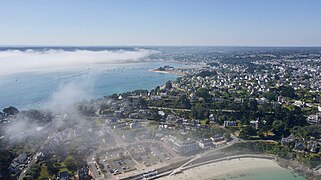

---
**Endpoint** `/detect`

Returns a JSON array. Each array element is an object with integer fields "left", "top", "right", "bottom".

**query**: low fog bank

[
  {"left": 0, "top": 47, "right": 160, "bottom": 145},
  {"left": 0, "top": 48, "right": 158, "bottom": 75},
  {"left": 1, "top": 74, "right": 105, "bottom": 144}
]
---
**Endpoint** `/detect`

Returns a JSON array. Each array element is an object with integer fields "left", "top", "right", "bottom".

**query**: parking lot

[
  {"left": 98, "top": 141, "right": 178, "bottom": 178},
  {"left": 103, "top": 156, "right": 137, "bottom": 176}
]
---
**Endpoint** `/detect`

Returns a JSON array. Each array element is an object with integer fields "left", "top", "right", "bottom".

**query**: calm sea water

[
  {"left": 219, "top": 167, "right": 307, "bottom": 180},
  {"left": 0, "top": 61, "right": 179, "bottom": 110}
]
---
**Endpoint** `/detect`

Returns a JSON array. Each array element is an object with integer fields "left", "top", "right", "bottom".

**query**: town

[{"left": 0, "top": 47, "right": 321, "bottom": 180}]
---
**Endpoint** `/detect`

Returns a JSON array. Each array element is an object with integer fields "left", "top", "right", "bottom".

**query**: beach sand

[{"left": 161, "top": 158, "right": 288, "bottom": 180}]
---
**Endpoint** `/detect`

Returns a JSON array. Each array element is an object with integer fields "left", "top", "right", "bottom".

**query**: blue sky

[{"left": 0, "top": 0, "right": 321, "bottom": 46}]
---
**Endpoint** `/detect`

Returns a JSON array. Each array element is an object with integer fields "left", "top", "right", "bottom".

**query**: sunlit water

[
  {"left": 219, "top": 167, "right": 307, "bottom": 180},
  {"left": 0, "top": 61, "right": 180, "bottom": 110}
]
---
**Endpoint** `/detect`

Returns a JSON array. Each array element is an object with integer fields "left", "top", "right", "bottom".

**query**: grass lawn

[
  {"left": 95, "top": 118, "right": 104, "bottom": 126},
  {"left": 58, "top": 167, "right": 75, "bottom": 175},
  {"left": 38, "top": 165, "right": 51, "bottom": 179}
]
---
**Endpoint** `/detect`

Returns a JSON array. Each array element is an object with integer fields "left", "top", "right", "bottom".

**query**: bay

[{"left": 0, "top": 61, "right": 179, "bottom": 110}]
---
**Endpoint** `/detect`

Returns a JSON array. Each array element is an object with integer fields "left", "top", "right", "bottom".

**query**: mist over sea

[{"left": 0, "top": 47, "right": 180, "bottom": 110}]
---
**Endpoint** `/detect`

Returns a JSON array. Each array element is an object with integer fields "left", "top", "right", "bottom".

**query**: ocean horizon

[{"left": 0, "top": 47, "right": 182, "bottom": 110}]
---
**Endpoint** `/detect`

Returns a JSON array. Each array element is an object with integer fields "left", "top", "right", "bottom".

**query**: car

[{"left": 23, "top": 170, "right": 27, "bottom": 174}]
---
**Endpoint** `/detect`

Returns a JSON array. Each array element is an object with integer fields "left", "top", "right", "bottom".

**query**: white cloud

[
  {"left": 0, "top": 49, "right": 157, "bottom": 75},
  {"left": 44, "top": 76, "right": 94, "bottom": 113}
]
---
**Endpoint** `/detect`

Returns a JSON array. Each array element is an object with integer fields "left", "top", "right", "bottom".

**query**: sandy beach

[
  {"left": 161, "top": 158, "right": 287, "bottom": 180},
  {"left": 149, "top": 69, "right": 185, "bottom": 76}
]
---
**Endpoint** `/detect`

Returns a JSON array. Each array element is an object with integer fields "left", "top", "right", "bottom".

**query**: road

[
  {"left": 148, "top": 106, "right": 237, "bottom": 113},
  {"left": 167, "top": 140, "right": 237, "bottom": 177},
  {"left": 18, "top": 155, "right": 36, "bottom": 180},
  {"left": 87, "top": 158, "right": 105, "bottom": 180},
  {"left": 166, "top": 132, "right": 242, "bottom": 177},
  {"left": 18, "top": 121, "right": 55, "bottom": 180},
  {"left": 166, "top": 137, "right": 277, "bottom": 178}
]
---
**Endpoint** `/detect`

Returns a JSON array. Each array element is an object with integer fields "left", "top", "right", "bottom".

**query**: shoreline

[
  {"left": 160, "top": 157, "right": 306, "bottom": 180},
  {"left": 277, "top": 157, "right": 321, "bottom": 180},
  {"left": 149, "top": 69, "right": 185, "bottom": 76}
]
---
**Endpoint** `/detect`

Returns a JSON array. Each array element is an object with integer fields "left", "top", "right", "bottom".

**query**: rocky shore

[{"left": 277, "top": 158, "right": 321, "bottom": 180}]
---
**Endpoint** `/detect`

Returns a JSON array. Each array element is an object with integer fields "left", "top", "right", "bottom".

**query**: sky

[{"left": 0, "top": 0, "right": 321, "bottom": 46}]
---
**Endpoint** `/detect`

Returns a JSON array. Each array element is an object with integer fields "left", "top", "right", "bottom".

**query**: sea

[
  {"left": 219, "top": 167, "right": 307, "bottom": 180},
  {"left": 0, "top": 61, "right": 180, "bottom": 110}
]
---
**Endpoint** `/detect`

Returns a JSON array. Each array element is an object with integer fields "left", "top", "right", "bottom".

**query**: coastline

[
  {"left": 149, "top": 69, "right": 185, "bottom": 76},
  {"left": 161, "top": 157, "right": 306, "bottom": 180},
  {"left": 277, "top": 158, "right": 321, "bottom": 180}
]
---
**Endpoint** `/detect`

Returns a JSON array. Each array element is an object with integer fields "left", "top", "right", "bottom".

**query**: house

[
  {"left": 307, "top": 113, "right": 321, "bottom": 124},
  {"left": 175, "top": 118, "right": 183, "bottom": 125},
  {"left": 228, "top": 89, "right": 236, "bottom": 94},
  {"left": 166, "top": 114, "right": 177, "bottom": 122},
  {"left": 128, "top": 113, "right": 139, "bottom": 119},
  {"left": 8, "top": 162, "right": 20, "bottom": 173},
  {"left": 114, "top": 111, "right": 124, "bottom": 118},
  {"left": 151, "top": 95, "right": 162, "bottom": 100},
  {"left": 224, "top": 121, "right": 237, "bottom": 127},
  {"left": 281, "top": 134, "right": 295, "bottom": 145},
  {"left": 213, "top": 141, "right": 226, "bottom": 147},
  {"left": 250, "top": 118, "right": 260, "bottom": 129},
  {"left": 17, "top": 153, "right": 27, "bottom": 163},
  {"left": 158, "top": 111, "right": 165, "bottom": 117},
  {"left": 294, "top": 141, "right": 305, "bottom": 152},
  {"left": 209, "top": 114, "right": 218, "bottom": 123},
  {"left": 198, "top": 139, "right": 213, "bottom": 149},
  {"left": 293, "top": 100, "right": 305, "bottom": 107},
  {"left": 234, "top": 98, "right": 243, "bottom": 103},
  {"left": 59, "top": 171, "right": 70, "bottom": 180},
  {"left": 210, "top": 135, "right": 224, "bottom": 142},
  {"left": 256, "top": 97, "right": 268, "bottom": 105},
  {"left": 162, "top": 135, "right": 199, "bottom": 154},
  {"left": 189, "top": 93, "right": 196, "bottom": 101},
  {"left": 307, "top": 142, "right": 319, "bottom": 153},
  {"left": 78, "top": 167, "right": 91, "bottom": 180},
  {"left": 129, "top": 121, "right": 141, "bottom": 129}
]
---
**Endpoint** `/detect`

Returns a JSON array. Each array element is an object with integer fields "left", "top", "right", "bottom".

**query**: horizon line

[{"left": 0, "top": 44, "right": 321, "bottom": 48}]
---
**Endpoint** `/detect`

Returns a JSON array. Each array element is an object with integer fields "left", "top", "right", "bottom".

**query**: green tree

[
  {"left": 64, "top": 156, "right": 77, "bottom": 171},
  {"left": 3, "top": 106, "right": 19, "bottom": 116},
  {"left": 224, "top": 133, "right": 231, "bottom": 141},
  {"left": 279, "top": 86, "right": 296, "bottom": 98},
  {"left": 263, "top": 92, "right": 277, "bottom": 101},
  {"left": 25, "top": 164, "right": 40, "bottom": 180},
  {"left": 138, "top": 97, "right": 148, "bottom": 109},
  {"left": 165, "top": 80, "right": 172, "bottom": 89},
  {"left": 249, "top": 99, "right": 258, "bottom": 111},
  {"left": 195, "top": 88, "right": 212, "bottom": 102},
  {"left": 177, "top": 94, "right": 191, "bottom": 109},
  {"left": 191, "top": 101, "right": 210, "bottom": 120},
  {"left": 272, "top": 120, "right": 286, "bottom": 138},
  {"left": 239, "top": 126, "right": 256, "bottom": 139}
]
